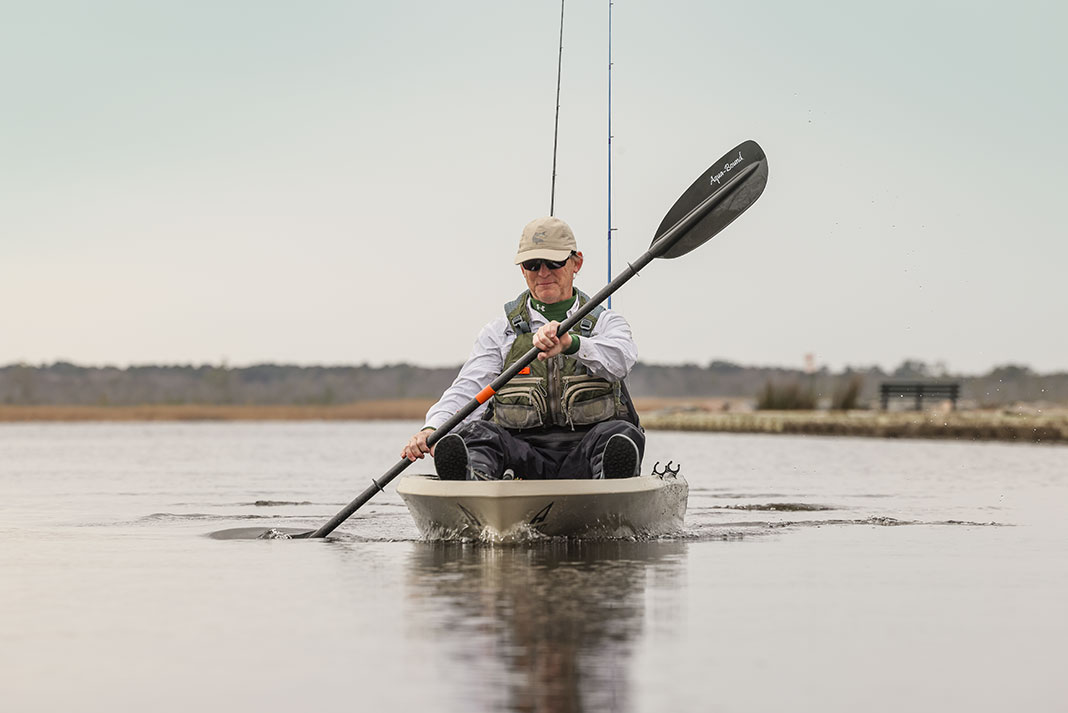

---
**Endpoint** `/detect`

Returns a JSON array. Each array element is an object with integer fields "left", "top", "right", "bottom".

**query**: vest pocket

[
  {"left": 492, "top": 378, "right": 547, "bottom": 430},
  {"left": 561, "top": 377, "right": 619, "bottom": 426}
]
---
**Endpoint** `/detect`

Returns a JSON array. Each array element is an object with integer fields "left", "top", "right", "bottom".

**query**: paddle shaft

[
  {"left": 307, "top": 166, "right": 757, "bottom": 539},
  {"left": 306, "top": 257, "right": 646, "bottom": 539}
]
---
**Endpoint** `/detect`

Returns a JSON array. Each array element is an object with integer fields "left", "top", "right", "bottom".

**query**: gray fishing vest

[{"left": 487, "top": 289, "right": 639, "bottom": 431}]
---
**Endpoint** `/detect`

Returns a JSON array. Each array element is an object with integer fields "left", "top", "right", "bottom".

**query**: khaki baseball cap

[{"left": 514, "top": 216, "right": 577, "bottom": 264}]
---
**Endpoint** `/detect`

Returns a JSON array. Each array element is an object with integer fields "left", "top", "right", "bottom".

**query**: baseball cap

[{"left": 514, "top": 216, "right": 578, "bottom": 265}]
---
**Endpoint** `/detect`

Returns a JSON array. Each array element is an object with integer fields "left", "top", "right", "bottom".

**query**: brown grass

[
  {"left": 0, "top": 400, "right": 435, "bottom": 422},
  {"left": 632, "top": 397, "right": 750, "bottom": 413},
  {"left": 1, "top": 397, "right": 737, "bottom": 422}
]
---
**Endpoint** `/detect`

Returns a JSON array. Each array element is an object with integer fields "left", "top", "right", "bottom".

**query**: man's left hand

[{"left": 533, "top": 321, "right": 571, "bottom": 360}]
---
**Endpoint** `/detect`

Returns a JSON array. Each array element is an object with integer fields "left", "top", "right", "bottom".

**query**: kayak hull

[{"left": 396, "top": 473, "right": 688, "bottom": 541}]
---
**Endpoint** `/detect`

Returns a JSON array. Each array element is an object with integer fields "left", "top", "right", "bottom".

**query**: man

[{"left": 401, "top": 216, "right": 644, "bottom": 480}]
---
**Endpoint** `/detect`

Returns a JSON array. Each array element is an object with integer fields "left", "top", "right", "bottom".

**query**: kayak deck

[{"left": 396, "top": 473, "right": 688, "bottom": 541}]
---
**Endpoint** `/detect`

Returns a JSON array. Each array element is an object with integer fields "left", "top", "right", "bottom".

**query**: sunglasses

[{"left": 521, "top": 252, "right": 575, "bottom": 272}]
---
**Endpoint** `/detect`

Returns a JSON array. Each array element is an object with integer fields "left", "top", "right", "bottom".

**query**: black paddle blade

[{"left": 650, "top": 140, "right": 768, "bottom": 259}]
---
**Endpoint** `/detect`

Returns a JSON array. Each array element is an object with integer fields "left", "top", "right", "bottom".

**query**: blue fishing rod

[{"left": 607, "top": 0, "right": 614, "bottom": 308}]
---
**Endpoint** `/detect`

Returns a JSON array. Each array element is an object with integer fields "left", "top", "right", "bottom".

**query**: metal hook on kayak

[{"left": 652, "top": 461, "right": 681, "bottom": 478}]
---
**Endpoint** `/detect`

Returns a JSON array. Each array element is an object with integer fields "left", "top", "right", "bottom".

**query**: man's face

[{"left": 521, "top": 252, "right": 583, "bottom": 304}]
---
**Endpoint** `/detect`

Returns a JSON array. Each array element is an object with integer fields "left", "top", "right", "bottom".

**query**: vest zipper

[{"left": 546, "top": 355, "right": 564, "bottom": 427}]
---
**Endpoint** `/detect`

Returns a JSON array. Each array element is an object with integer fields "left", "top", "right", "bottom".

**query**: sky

[{"left": 2, "top": 1, "right": 1066, "bottom": 374}]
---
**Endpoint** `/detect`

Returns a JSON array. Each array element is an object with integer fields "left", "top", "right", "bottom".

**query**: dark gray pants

[{"left": 450, "top": 420, "right": 645, "bottom": 480}]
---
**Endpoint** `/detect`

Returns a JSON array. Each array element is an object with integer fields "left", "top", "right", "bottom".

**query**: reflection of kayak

[{"left": 396, "top": 472, "right": 688, "bottom": 541}]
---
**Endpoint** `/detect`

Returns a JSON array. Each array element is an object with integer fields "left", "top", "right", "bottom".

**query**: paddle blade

[
  {"left": 650, "top": 140, "right": 768, "bottom": 259},
  {"left": 208, "top": 527, "right": 315, "bottom": 540}
]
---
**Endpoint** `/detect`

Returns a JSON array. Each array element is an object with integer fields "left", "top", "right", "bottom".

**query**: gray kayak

[{"left": 396, "top": 472, "right": 688, "bottom": 541}]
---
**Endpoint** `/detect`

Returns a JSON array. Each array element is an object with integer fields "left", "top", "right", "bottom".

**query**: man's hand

[
  {"left": 533, "top": 320, "right": 572, "bottom": 361},
  {"left": 402, "top": 428, "right": 434, "bottom": 461}
]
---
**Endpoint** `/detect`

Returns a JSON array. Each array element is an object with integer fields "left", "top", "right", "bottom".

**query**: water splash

[{"left": 258, "top": 528, "right": 294, "bottom": 539}]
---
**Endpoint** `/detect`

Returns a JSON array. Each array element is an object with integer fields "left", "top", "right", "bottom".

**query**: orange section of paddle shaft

[{"left": 476, "top": 385, "right": 496, "bottom": 404}]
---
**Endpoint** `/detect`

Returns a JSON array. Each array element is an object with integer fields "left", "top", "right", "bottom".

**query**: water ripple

[
  {"left": 687, "top": 516, "right": 1007, "bottom": 533},
  {"left": 141, "top": 512, "right": 319, "bottom": 522},
  {"left": 714, "top": 502, "right": 837, "bottom": 512}
]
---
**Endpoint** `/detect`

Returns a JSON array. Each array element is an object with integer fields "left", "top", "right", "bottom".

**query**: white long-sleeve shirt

[{"left": 423, "top": 296, "right": 638, "bottom": 429}]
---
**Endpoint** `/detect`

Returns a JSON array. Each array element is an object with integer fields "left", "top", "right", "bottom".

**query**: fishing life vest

[{"left": 487, "top": 289, "right": 639, "bottom": 431}]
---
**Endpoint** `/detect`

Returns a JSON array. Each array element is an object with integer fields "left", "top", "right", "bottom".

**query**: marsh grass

[
  {"left": 641, "top": 408, "right": 1068, "bottom": 444},
  {"left": 757, "top": 380, "right": 817, "bottom": 410},
  {"left": 7, "top": 398, "right": 1067, "bottom": 444},
  {"left": 831, "top": 375, "right": 864, "bottom": 411}
]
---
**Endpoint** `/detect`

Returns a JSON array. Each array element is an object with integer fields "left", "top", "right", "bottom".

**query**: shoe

[
  {"left": 433, "top": 434, "right": 469, "bottom": 481},
  {"left": 601, "top": 434, "right": 639, "bottom": 479}
]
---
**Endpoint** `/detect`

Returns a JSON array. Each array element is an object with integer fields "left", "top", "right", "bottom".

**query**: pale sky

[{"left": 2, "top": 1, "right": 1065, "bottom": 374}]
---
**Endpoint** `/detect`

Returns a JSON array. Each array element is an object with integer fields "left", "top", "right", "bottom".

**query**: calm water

[{"left": 1, "top": 421, "right": 1065, "bottom": 712}]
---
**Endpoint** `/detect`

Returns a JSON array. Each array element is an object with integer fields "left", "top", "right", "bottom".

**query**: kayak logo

[
  {"left": 529, "top": 502, "right": 554, "bottom": 525},
  {"left": 710, "top": 151, "right": 745, "bottom": 186},
  {"left": 458, "top": 504, "right": 483, "bottom": 528}
]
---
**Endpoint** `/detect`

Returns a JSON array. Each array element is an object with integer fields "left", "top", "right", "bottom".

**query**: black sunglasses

[{"left": 521, "top": 252, "right": 575, "bottom": 272}]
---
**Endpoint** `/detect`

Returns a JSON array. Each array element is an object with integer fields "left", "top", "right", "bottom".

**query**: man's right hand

[{"left": 402, "top": 428, "right": 434, "bottom": 461}]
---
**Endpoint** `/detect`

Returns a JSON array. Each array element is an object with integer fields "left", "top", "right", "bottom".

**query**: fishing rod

[
  {"left": 549, "top": 0, "right": 565, "bottom": 216},
  {"left": 549, "top": 1, "right": 616, "bottom": 306},
  {"left": 607, "top": 0, "right": 614, "bottom": 308}
]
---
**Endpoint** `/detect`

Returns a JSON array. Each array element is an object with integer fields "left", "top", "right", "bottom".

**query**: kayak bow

[{"left": 397, "top": 472, "right": 688, "bottom": 541}]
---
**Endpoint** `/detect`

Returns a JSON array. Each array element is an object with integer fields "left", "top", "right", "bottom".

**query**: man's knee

[
  {"left": 588, "top": 420, "right": 645, "bottom": 454},
  {"left": 454, "top": 420, "right": 507, "bottom": 442}
]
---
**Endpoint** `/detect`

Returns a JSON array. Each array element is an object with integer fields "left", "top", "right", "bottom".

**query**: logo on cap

[{"left": 532, "top": 232, "right": 547, "bottom": 244}]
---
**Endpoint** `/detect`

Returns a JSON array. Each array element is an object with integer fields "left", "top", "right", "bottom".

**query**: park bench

[{"left": 880, "top": 381, "right": 960, "bottom": 411}]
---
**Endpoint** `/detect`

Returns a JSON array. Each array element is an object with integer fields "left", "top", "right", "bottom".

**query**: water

[{"left": 2, "top": 421, "right": 1065, "bottom": 712}]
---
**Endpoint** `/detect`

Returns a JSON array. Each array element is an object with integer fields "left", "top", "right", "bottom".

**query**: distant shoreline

[
  {"left": 1, "top": 400, "right": 1065, "bottom": 444},
  {"left": 640, "top": 407, "right": 1068, "bottom": 445},
  {"left": 0, "top": 398, "right": 722, "bottom": 423}
]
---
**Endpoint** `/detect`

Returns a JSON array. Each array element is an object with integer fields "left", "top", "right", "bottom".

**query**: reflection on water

[{"left": 405, "top": 540, "right": 687, "bottom": 713}]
